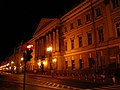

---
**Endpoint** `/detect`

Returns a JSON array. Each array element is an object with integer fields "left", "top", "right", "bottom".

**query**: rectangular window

[
  {"left": 78, "top": 36, "right": 82, "bottom": 47},
  {"left": 77, "top": 19, "right": 82, "bottom": 26},
  {"left": 79, "top": 59, "right": 83, "bottom": 69},
  {"left": 98, "top": 27, "right": 104, "bottom": 42},
  {"left": 71, "top": 39, "right": 74, "bottom": 49},
  {"left": 86, "top": 13, "right": 90, "bottom": 22},
  {"left": 65, "top": 61, "right": 68, "bottom": 69},
  {"left": 95, "top": 7, "right": 101, "bottom": 17},
  {"left": 116, "top": 22, "right": 120, "bottom": 37},
  {"left": 87, "top": 33, "right": 92, "bottom": 45},
  {"left": 118, "top": 54, "right": 120, "bottom": 63},
  {"left": 88, "top": 58, "right": 95, "bottom": 69},
  {"left": 65, "top": 41, "right": 67, "bottom": 51},
  {"left": 71, "top": 60, "right": 75, "bottom": 70},
  {"left": 70, "top": 23, "right": 74, "bottom": 29},
  {"left": 112, "top": 0, "right": 119, "bottom": 9}
]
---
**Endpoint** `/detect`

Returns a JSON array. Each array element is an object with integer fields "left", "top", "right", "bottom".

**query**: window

[
  {"left": 98, "top": 27, "right": 104, "bottom": 42},
  {"left": 118, "top": 54, "right": 120, "bottom": 63},
  {"left": 95, "top": 7, "right": 101, "bottom": 17},
  {"left": 112, "top": 0, "right": 119, "bottom": 9},
  {"left": 70, "top": 23, "right": 74, "bottom": 29},
  {"left": 79, "top": 59, "right": 83, "bottom": 69},
  {"left": 71, "top": 60, "right": 75, "bottom": 70},
  {"left": 78, "top": 36, "right": 82, "bottom": 47},
  {"left": 87, "top": 33, "right": 92, "bottom": 45},
  {"left": 64, "top": 27, "right": 67, "bottom": 32},
  {"left": 88, "top": 58, "right": 95, "bottom": 69},
  {"left": 77, "top": 19, "right": 82, "bottom": 26},
  {"left": 71, "top": 39, "right": 74, "bottom": 49},
  {"left": 115, "top": 22, "right": 120, "bottom": 37},
  {"left": 65, "top": 61, "right": 68, "bottom": 69},
  {"left": 86, "top": 13, "right": 90, "bottom": 22},
  {"left": 65, "top": 41, "right": 67, "bottom": 51}
]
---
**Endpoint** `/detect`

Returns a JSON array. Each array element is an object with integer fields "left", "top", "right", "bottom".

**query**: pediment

[{"left": 33, "top": 18, "right": 55, "bottom": 36}]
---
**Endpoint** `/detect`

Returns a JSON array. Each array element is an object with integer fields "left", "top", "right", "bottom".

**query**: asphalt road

[{"left": 0, "top": 72, "right": 120, "bottom": 90}]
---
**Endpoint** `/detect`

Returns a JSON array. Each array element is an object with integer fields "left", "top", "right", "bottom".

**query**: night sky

[{"left": 0, "top": 0, "right": 81, "bottom": 63}]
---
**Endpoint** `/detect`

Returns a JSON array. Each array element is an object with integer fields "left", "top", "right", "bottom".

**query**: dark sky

[{"left": 0, "top": 0, "right": 81, "bottom": 63}]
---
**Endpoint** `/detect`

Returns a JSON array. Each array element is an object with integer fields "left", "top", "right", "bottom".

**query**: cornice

[{"left": 60, "top": 0, "right": 103, "bottom": 23}]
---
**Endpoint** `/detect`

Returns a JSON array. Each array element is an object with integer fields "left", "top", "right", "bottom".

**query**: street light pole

[
  {"left": 23, "top": 60, "right": 26, "bottom": 90},
  {"left": 23, "top": 44, "right": 33, "bottom": 90}
]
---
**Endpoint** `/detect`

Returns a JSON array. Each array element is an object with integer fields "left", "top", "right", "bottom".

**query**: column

[
  {"left": 56, "top": 29, "right": 59, "bottom": 52},
  {"left": 46, "top": 35, "right": 48, "bottom": 49},
  {"left": 53, "top": 30, "right": 56, "bottom": 52},
  {"left": 41, "top": 37, "right": 45, "bottom": 55},
  {"left": 49, "top": 32, "right": 51, "bottom": 45},
  {"left": 39, "top": 38, "right": 41, "bottom": 57}
]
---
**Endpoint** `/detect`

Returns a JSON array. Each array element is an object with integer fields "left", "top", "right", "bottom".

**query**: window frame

[
  {"left": 115, "top": 21, "right": 120, "bottom": 37},
  {"left": 77, "top": 18, "right": 82, "bottom": 26},
  {"left": 71, "top": 60, "right": 75, "bottom": 70},
  {"left": 111, "top": 0, "right": 120, "bottom": 9},
  {"left": 70, "top": 23, "right": 74, "bottom": 29},
  {"left": 86, "top": 13, "right": 90, "bottom": 22},
  {"left": 87, "top": 33, "right": 92, "bottom": 45},
  {"left": 78, "top": 36, "right": 82, "bottom": 47},
  {"left": 71, "top": 39, "right": 74, "bottom": 49},
  {"left": 98, "top": 26, "right": 104, "bottom": 42},
  {"left": 95, "top": 7, "right": 101, "bottom": 17}
]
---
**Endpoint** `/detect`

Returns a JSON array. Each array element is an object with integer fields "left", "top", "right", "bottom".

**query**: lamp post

[
  {"left": 11, "top": 61, "right": 14, "bottom": 73},
  {"left": 20, "top": 57, "right": 24, "bottom": 73},
  {"left": 46, "top": 46, "right": 53, "bottom": 71}
]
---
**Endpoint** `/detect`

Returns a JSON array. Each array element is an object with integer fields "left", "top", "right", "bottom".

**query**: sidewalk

[{"left": 29, "top": 73, "right": 120, "bottom": 85}]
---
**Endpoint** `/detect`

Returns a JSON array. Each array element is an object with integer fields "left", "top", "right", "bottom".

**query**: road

[{"left": 0, "top": 72, "right": 120, "bottom": 90}]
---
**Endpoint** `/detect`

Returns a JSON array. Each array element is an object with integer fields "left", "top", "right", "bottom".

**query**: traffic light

[
  {"left": 23, "top": 44, "right": 33, "bottom": 62},
  {"left": 26, "top": 48, "right": 33, "bottom": 61}
]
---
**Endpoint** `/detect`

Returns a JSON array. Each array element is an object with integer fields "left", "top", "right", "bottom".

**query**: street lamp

[
  {"left": 46, "top": 46, "right": 53, "bottom": 71},
  {"left": 21, "top": 57, "right": 24, "bottom": 61}
]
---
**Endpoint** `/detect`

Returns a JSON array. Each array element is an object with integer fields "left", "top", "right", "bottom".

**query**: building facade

[
  {"left": 60, "top": 0, "right": 120, "bottom": 73},
  {"left": 1, "top": 0, "right": 120, "bottom": 74}
]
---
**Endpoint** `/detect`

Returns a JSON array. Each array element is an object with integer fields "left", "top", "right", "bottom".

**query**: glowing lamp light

[
  {"left": 11, "top": 61, "right": 14, "bottom": 64},
  {"left": 43, "top": 61, "right": 47, "bottom": 66},
  {"left": 53, "top": 58, "right": 56, "bottom": 62},
  {"left": 27, "top": 44, "right": 33, "bottom": 49},
  {"left": 21, "top": 57, "right": 24, "bottom": 61},
  {"left": 46, "top": 46, "right": 52, "bottom": 51},
  {"left": 37, "top": 62, "right": 41, "bottom": 66}
]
